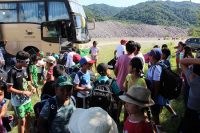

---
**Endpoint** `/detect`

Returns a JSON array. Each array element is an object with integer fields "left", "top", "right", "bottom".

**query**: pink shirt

[{"left": 115, "top": 54, "right": 134, "bottom": 91}]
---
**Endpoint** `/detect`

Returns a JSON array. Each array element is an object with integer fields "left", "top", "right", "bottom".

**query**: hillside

[
  {"left": 84, "top": 1, "right": 200, "bottom": 27},
  {"left": 84, "top": 4, "right": 124, "bottom": 21},
  {"left": 88, "top": 21, "right": 188, "bottom": 38}
]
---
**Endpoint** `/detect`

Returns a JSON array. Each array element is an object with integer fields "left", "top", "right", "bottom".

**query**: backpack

[
  {"left": 146, "top": 62, "right": 181, "bottom": 100},
  {"left": 34, "top": 97, "right": 76, "bottom": 133},
  {"left": 158, "top": 63, "right": 182, "bottom": 100},
  {"left": 89, "top": 79, "right": 114, "bottom": 112}
]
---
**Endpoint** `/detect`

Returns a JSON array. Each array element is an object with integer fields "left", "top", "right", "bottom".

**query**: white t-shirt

[
  {"left": 147, "top": 65, "right": 162, "bottom": 81},
  {"left": 116, "top": 44, "right": 126, "bottom": 58},
  {"left": 90, "top": 46, "right": 99, "bottom": 56},
  {"left": 65, "top": 51, "right": 76, "bottom": 68},
  {"left": 135, "top": 52, "right": 145, "bottom": 70}
]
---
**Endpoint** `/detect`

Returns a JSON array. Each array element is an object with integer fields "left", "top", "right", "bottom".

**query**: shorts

[
  {"left": 14, "top": 102, "right": 33, "bottom": 119},
  {"left": 91, "top": 55, "right": 98, "bottom": 61}
]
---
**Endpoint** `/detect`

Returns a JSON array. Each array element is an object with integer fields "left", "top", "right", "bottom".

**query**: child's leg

[{"left": 18, "top": 118, "right": 26, "bottom": 133}]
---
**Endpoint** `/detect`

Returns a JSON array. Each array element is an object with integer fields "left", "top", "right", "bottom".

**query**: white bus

[{"left": 0, "top": 0, "right": 91, "bottom": 55}]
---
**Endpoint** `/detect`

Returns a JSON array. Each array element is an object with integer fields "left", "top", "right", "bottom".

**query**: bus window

[
  {"left": 69, "top": 1, "right": 86, "bottom": 18},
  {"left": 43, "top": 25, "right": 58, "bottom": 38},
  {"left": 0, "top": 3, "right": 17, "bottom": 22},
  {"left": 19, "top": 2, "right": 45, "bottom": 23},
  {"left": 48, "top": 2, "right": 70, "bottom": 21}
]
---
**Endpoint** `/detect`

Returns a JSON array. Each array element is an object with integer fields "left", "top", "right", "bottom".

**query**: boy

[
  {"left": 7, "top": 51, "right": 34, "bottom": 133},
  {"left": 90, "top": 63, "right": 120, "bottom": 121},
  {"left": 114, "top": 39, "right": 127, "bottom": 59},
  {"left": 90, "top": 41, "right": 99, "bottom": 69},
  {"left": 146, "top": 48, "right": 162, "bottom": 125},
  {"left": 74, "top": 56, "right": 95, "bottom": 108},
  {"left": 38, "top": 75, "right": 76, "bottom": 133}
]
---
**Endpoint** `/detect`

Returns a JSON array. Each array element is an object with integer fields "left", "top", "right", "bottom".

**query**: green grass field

[{"left": 10, "top": 42, "right": 184, "bottom": 133}]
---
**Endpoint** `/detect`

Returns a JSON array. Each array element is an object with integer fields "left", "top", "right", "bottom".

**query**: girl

[
  {"left": 119, "top": 86, "right": 155, "bottom": 133},
  {"left": 124, "top": 57, "right": 147, "bottom": 92}
]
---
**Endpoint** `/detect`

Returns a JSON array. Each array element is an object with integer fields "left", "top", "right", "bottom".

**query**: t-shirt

[
  {"left": 74, "top": 70, "right": 92, "bottom": 98},
  {"left": 40, "top": 96, "right": 76, "bottom": 133},
  {"left": 124, "top": 74, "right": 147, "bottom": 90},
  {"left": 135, "top": 52, "right": 145, "bottom": 70},
  {"left": 90, "top": 46, "right": 99, "bottom": 56},
  {"left": 116, "top": 44, "right": 126, "bottom": 58},
  {"left": 97, "top": 76, "right": 120, "bottom": 95},
  {"left": 185, "top": 69, "right": 200, "bottom": 111},
  {"left": 123, "top": 118, "right": 153, "bottom": 133},
  {"left": 37, "top": 59, "right": 45, "bottom": 73},
  {"left": 146, "top": 64, "right": 163, "bottom": 104},
  {"left": 7, "top": 66, "right": 31, "bottom": 106},
  {"left": 65, "top": 51, "right": 76, "bottom": 68},
  {"left": 29, "top": 64, "right": 38, "bottom": 87},
  {"left": 115, "top": 54, "right": 134, "bottom": 91},
  {"left": 161, "top": 60, "right": 171, "bottom": 69}
]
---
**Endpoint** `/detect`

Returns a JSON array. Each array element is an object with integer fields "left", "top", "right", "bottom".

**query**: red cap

[
  {"left": 120, "top": 39, "right": 127, "bottom": 45},
  {"left": 73, "top": 54, "right": 81, "bottom": 63}
]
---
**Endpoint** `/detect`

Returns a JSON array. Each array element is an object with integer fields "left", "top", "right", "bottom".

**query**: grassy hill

[{"left": 84, "top": 1, "right": 200, "bottom": 27}]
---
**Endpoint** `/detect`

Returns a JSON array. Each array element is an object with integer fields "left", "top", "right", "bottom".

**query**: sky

[{"left": 80, "top": 0, "right": 200, "bottom": 7}]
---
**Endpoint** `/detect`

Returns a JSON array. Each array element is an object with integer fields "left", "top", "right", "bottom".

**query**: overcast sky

[{"left": 80, "top": 0, "right": 200, "bottom": 7}]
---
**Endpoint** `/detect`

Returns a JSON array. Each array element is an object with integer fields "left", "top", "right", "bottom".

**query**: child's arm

[
  {"left": 0, "top": 104, "right": 7, "bottom": 118},
  {"left": 7, "top": 85, "right": 32, "bottom": 97}
]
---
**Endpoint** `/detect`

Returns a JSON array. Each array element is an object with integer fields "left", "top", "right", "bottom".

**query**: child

[
  {"left": 0, "top": 81, "right": 7, "bottom": 133},
  {"left": 7, "top": 51, "right": 34, "bottom": 133},
  {"left": 161, "top": 48, "right": 178, "bottom": 118},
  {"left": 119, "top": 86, "right": 155, "bottom": 133},
  {"left": 68, "top": 107, "right": 118, "bottom": 133},
  {"left": 74, "top": 57, "right": 95, "bottom": 108},
  {"left": 124, "top": 57, "right": 147, "bottom": 92},
  {"left": 45, "top": 56, "right": 56, "bottom": 82},
  {"left": 38, "top": 75, "right": 76, "bottom": 133},
  {"left": 36, "top": 51, "right": 45, "bottom": 84},
  {"left": 90, "top": 63, "right": 120, "bottom": 121},
  {"left": 29, "top": 55, "right": 39, "bottom": 96},
  {"left": 90, "top": 41, "right": 99, "bottom": 69},
  {"left": 124, "top": 57, "right": 147, "bottom": 121}
]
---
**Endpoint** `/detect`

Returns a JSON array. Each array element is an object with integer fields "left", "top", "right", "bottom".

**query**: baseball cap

[
  {"left": 79, "top": 56, "right": 95, "bottom": 66},
  {"left": 148, "top": 48, "right": 162, "bottom": 61},
  {"left": 73, "top": 54, "right": 81, "bottom": 63},
  {"left": 56, "top": 75, "right": 73, "bottom": 87}
]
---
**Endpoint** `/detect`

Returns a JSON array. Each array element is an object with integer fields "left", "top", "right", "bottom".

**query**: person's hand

[{"left": 23, "top": 91, "right": 32, "bottom": 97}]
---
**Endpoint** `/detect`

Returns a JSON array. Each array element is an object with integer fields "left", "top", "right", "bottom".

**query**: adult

[
  {"left": 179, "top": 58, "right": 200, "bottom": 133},
  {"left": 114, "top": 39, "right": 127, "bottom": 59}
]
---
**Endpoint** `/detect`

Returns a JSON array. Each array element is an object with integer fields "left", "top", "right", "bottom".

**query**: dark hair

[
  {"left": 93, "top": 41, "right": 97, "bottom": 45},
  {"left": 130, "top": 57, "right": 143, "bottom": 73},
  {"left": 153, "top": 45, "right": 159, "bottom": 48},
  {"left": 184, "top": 46, "right": 194, "bottom": 58},
  {"left": 126, "top": 41, "right": 136, "bottom": 53},
  {"left": 162, "top": 48, "right": 171, "bottom": 59},
  {"left": 30, "top": 54, "right": 38, "bottom": 63},
  {"left": 53, "top": 65, "right": 66, "bottom": 78},
  {"left": 180, "top": 42, "right": 186, "bottom": 47},
  {"left": 162, "top": 44, "right": 168, "bottom": 49},
  {"left": 97, "top": 63, "right": 108, "bottom": 75},
  {"left": 135, "top": 42, "right": 141, "bottom": 51},
  {"left": 0, "top": 80, "right": 6, "bottom": 92},
  {"left": 16, "top": 51, "right": 30, "bottom": 60}
]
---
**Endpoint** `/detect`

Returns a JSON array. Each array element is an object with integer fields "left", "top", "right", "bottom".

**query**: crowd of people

[{"left": 0, "top": 39, "right": 199, "bottom": 133}]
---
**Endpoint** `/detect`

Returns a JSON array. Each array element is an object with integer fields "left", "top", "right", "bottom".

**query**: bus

[{"left": 0, "top": 0, "right": 92, "bottom": 55}]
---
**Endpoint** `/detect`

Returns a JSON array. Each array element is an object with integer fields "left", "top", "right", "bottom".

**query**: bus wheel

[{"left": 23, "top": 46, "right": 39, "bottom": 55}]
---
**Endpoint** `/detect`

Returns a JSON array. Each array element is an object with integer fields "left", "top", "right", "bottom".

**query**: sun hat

[
  {"left": 79, "top": 56, "right": 95, "bottom": 66},
  {"left": 44, "top": 56, "right": 56, "bottom": 64},
  {"left": 148, "top": 48, "right": 162, "bottom": 61},
  {"left": 119, "top": 86, "right": 154, "bottom": 107},
  {"left": 68, "top": 107, "right": 118, "bottom": 133},
  {"left": 56, "top": 75, "right": 73, "bottom": 87}
]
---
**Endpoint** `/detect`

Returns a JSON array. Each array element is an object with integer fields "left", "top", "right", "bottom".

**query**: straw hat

[
  {"left": 68, "top": 107, "right": 118, "bottom": 133},
  {"left": 119, "top": 86, "right": 154, "bottom": 107}
]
